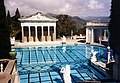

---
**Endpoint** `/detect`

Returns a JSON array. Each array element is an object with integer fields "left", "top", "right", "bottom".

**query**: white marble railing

[{"left": 0, "top": 59, "right": 20, "bottom": 83}]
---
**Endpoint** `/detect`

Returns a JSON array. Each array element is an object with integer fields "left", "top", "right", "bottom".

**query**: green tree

[
  {"left": 7, "top": 10, "right": 12, "bottom": 34},
  {"left": 7, "top": 10, "right": 11, "bottom": 26},
  {"left": 15, "top": 8, "right": 21, "bottom": 18},
  {"left": 56, "top": 14, "right": 76, "bottom": 37},
  {"left": 0, "top": 0, "right": 11, "bottom": 58},
  {"left": 11, "top": 8, "right": 21, "bottom": 38},
  {"left": 109, "top": 0, "right": 120, "bottom": 53},
  {"left": 7, "top": 10, "right": 11, "bottom": 20}
]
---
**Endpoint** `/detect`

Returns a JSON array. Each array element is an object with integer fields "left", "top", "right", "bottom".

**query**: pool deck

[{"left": 14, "top": 39, "right": 105, "bottom": 47}]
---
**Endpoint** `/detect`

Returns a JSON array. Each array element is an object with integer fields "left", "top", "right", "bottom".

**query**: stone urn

[{"left": 9, "top": 51, "right": 17, "bottom": 59}]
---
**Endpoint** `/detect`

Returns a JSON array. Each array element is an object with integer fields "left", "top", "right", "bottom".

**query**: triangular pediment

[{"left": 19, "top": 12, "right": 58, "bottom": 21}]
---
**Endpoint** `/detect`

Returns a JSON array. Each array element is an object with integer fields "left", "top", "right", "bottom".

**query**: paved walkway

[{"left": 13, "top": 38, "right": 106, "bottom": 47}]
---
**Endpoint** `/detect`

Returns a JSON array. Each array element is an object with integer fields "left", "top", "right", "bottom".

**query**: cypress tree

[
  {"left": 109, "top": 0, "right": 120, "bottom": 54},
  {"left": 0, "top": 0, "right": 11, "bottom": 58},
  {"left": 7, "top": 10, "right": 11, "bottom": 19},
  {"left": 7, "top": 10, "right": 12, "bottom": 37},
  {"left": 11, "top": 8, "right": 21, "bottom": 38},
  {"left": 15, "top": 8, "right": 20, "bottom": 19}
]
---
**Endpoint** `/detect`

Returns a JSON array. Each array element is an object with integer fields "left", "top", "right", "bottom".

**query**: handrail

[
  {"left": 4, "top": 60, "right": 16, "bottom": 74},
  {"left": 0, "top": 59, "right": 20, "bottom": 83}
]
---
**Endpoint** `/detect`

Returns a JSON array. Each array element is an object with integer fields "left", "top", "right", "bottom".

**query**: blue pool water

[{"left": 13, "top": 44, "right": 108, "bottom": 83}]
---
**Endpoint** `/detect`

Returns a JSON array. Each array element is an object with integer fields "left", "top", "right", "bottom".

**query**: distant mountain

[
  {"left": 47, "top": 13, "right": 86, "bottom": 29},
  {"left": 72, "top": 16, "right": 86, "bottom": 29},
  {"left": 47, "top": 13, "right": 57, "bottom": 17},
  {"left": 82, "top": 16, "right": 110, "bottom": 22}
]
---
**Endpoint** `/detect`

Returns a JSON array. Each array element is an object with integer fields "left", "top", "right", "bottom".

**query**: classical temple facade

[
  {"left": 19, "top": 12, "right": 58, "bottom": 43},
  {"left": 86, "top": 21, "right": 109, "bottom": 44}
]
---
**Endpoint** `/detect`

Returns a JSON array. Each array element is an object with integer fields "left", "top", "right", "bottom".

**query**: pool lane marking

[
  {"left": 59, "top": 49, "right": 75, "bottom": 62},
  {"left": 52, "top": 49, "right": 62, "bottom": 63},
  {"left": 72, "top": 47, "right": 89, "bottom": 62},
  {"left": 40, "top": 50, "right": 46, "bottom": 62},
  {"left": 71, "top": 69, "right": 85, "bottom": 82},
  {"left": 20, "top": 51, "right": 24, "bottom": 65},
  {"left": 56, "top": 50, "right": 66, "bottom": 62},
  {"left": 58, "top": 50, "right": 70, "bottom": 63},
  {"left": 68, "top": 48, "right": 85, "bottom": 62},
  {"left": 50, "top": 49, "right": 61, "bottom": 63},
  {"left": 77, "top": 46, "right": 91, "bottom": 58},
  {"left": 48, "top": 72, "right": 53, "bottom": 83},
  {"left": 29, "top": 50, "right": 31, "bottom": 64},
  {"left": 47, "top": 50, "right": 54, "bottom": 62},
  {"left": 49, "top": 48, "right": 60, "bottom": 62},
  {"left": 37, "top": 50, "right": 45, "bottom": 63},
  {"left": 65, "top": 50, "right": 78, "bottom": 62},
  {"left": 75, "top": 50, "right": 88, "bottom": 60},
  {"left": 45, "top": 50, "right": 53, "bottom": 62},
  {"left": 28, "top": 73, "right": 30, "bottom": 83},
  {"left": 38, "top": 73, "right": 41, "bottom": 83},
  {"left": 35, "top": 50, "right": 39, "bottom": 63}
]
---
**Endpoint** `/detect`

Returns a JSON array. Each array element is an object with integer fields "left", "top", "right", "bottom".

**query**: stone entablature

[
  {"left": 19, "top": 12, "right": 57, "bottom": 21},
  {"left": 86, "top": 21, "right": 108, "bottom": 27}
]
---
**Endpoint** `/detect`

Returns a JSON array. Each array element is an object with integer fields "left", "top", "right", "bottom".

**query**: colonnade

[
  {"left": 86, "top": 28, "right": 108, "bottom": 44},
  {"left": 21, "top": 25, "right": 56, "bottom": 42}
]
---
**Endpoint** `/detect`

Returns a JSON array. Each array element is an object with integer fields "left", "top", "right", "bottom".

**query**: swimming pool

[{"left": 13, "top": 44, "right": 108, "bottom": 83}]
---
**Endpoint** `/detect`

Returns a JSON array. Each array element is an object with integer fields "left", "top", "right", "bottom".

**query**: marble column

[
  {"left": 21, "top": 26, "right": 24, "bottom": 42},
  {"left": 47, "top": 26, "right": 51, "bottom": 41},
  {"left": 53, "top": 25, "right": 56, "bottom": 41},
  {"left": 28, "top": 26, "right": 31, "bottom": 42},
  {"left": 48, "top": 26, "right": 50, "bottom": 36},
  {"left": 41, "top": 26, "right": 45, "bottom": 41},
  {"left": 99, "top": 29, "right": 102, "bottom": 44},
  {"left": 35, "top": 26, "right": 38, "bottom": 42},
  {"left": 103, "top": 30, "right": 107, "bottom": 40},
  {"left": 86, "top": 28, "right": 89, "bottom": 43},
  {"left": 42, "top": 26, "right": 43, "bottom": 37},
  {"left": 91, "top": 29, "right": 94, "bottom": 43}
]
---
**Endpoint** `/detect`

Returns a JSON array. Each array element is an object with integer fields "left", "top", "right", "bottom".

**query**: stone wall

[{"left": 113, "top": 53, "right": 120, "bottom": 81}]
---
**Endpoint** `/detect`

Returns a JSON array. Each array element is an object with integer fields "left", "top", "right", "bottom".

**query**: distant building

[
  {"left": 86, "top": 21, "right": 109, "bottom": 44},
  {"left": 19, "top": 12, "right": 58, "bottom": 43}
]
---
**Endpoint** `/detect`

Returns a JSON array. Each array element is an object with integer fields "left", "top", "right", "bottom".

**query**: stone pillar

[
  {"left": 42, "top": 26, "right": 43, "bottom": 36},
  {"left": 99, "top": 29, "right": 102, "bottom": 44},
  {"left": 86, "top": 28, "right": 89, "bottom": 43},
  {"left": 28, "top": 26, "right": 31, "bottom": 42},
  {"left": 48, "top": 26, "right": 50, "bottom": 36},
  {"left": 41, "top": 26, "right": 45, "bottom": 41},
  {"left": 35, "top": 26, "right": 38, "bottom": 42},
  {"left": 47, "top": 26, "right": 51, "bottom": 41},
  {"left": 91, "top": 29, "right": 94, "bottom": 43},
  {"left": 53, "top": 25, "right": 56, "bottom": 41},
  {"left": 21, "top": 26, "right": 24, "bottom": 42},
  {"left": 103, "top": 30, "right": 107, "bottom": 40}
]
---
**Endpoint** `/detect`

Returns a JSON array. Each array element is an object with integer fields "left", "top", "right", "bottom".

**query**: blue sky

[{"left": 5, "top": 0, "right": 111, "bottom": 17}]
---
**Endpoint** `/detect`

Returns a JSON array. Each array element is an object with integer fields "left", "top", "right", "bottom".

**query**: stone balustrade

[{"left": 0, "top": 59, "right": 20, "bottom": 83}]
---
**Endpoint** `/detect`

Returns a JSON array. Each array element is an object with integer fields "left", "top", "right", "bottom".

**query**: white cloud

[
  {"left": 4, "top": 0, "right": 111, "bottom": 17},
  {"left": 88, "top": 0, "right": 104, "bottom": 10}
]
